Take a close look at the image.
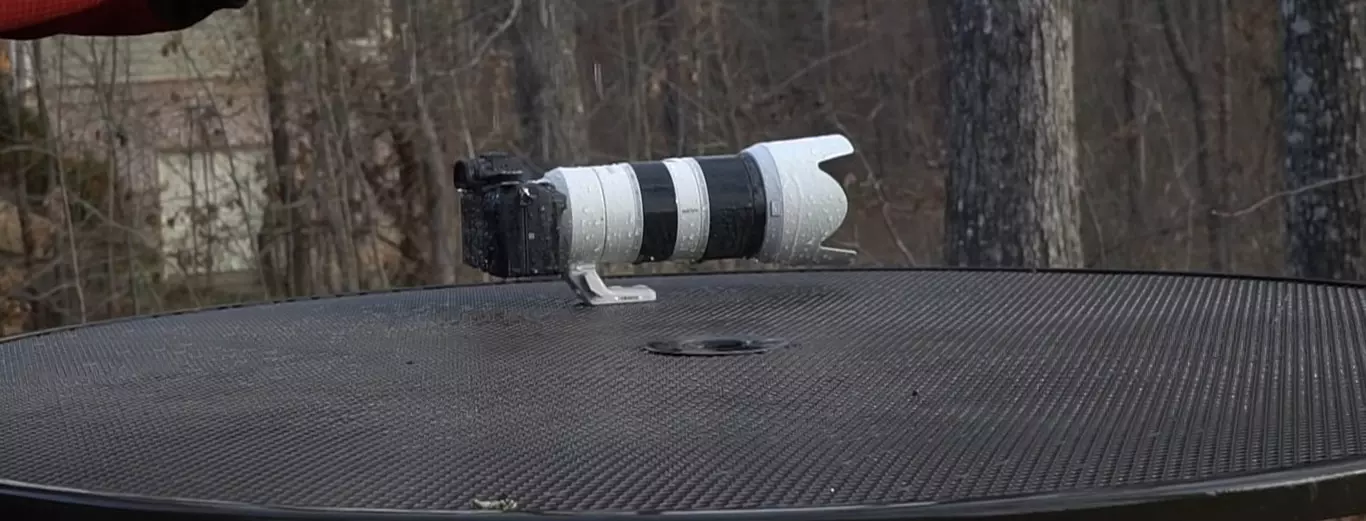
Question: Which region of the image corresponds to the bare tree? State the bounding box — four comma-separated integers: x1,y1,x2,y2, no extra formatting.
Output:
254,0,311,297
386,0,457,285
512,0,588,165
1158,0,1224,271
1119,0,1146,245
943,0,1083,268
655,0,689,156
1281,0,1363,280
0,46,42,330
1214,0,1236,270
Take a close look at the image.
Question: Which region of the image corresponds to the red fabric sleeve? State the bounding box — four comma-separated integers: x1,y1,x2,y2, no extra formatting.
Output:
0,0,179,40
0,0,106,32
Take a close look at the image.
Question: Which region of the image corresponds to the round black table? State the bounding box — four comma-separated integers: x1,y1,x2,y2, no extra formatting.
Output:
3,268,1366,521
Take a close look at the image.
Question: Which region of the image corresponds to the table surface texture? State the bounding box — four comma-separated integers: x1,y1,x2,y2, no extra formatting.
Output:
3,269,1366,518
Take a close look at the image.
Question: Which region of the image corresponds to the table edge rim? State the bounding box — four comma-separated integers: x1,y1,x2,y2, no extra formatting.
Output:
2,266,1360,345
2,456,1366,521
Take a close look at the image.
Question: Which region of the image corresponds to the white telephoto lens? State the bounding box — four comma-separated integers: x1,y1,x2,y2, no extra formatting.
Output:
538,134,857,268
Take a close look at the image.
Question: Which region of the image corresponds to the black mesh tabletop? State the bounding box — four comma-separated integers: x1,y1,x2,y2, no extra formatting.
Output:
4,268,1366,521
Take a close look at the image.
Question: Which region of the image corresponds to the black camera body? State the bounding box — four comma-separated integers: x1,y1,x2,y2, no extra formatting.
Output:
454,153,567,278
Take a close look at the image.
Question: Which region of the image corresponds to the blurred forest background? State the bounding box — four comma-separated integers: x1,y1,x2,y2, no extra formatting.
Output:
0,0,1354,334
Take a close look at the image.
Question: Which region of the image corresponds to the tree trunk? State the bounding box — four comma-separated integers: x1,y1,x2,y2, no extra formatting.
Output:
0,54,39,330
253,0,310,297
384,0,457,285
385,0,452,286
411,0,456,285
655,0,688,157
1158,0,1224,271
1215,0,1235,271
1120,0,1146,251
314,35,362,293
27,41,84,325
512,0,588,165
943,0,1083,268
1281,0,1364,280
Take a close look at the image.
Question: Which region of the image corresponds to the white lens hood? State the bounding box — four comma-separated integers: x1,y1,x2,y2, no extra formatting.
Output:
743,134,857,265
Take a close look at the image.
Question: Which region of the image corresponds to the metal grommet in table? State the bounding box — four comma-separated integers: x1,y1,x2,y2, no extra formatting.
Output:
643,336,791,356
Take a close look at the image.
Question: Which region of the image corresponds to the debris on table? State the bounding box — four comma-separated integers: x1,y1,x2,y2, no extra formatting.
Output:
472,497,519,511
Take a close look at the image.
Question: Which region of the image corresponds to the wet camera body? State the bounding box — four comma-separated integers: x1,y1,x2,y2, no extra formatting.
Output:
454,153,566,279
